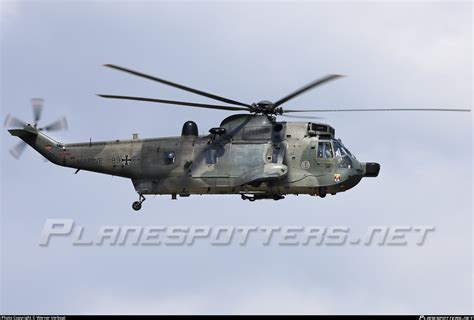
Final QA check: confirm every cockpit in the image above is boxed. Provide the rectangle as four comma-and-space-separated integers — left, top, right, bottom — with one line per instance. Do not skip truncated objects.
317, 139, 356, 169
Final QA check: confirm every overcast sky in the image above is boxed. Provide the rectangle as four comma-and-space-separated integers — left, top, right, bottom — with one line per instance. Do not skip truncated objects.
1, 1, 472, 315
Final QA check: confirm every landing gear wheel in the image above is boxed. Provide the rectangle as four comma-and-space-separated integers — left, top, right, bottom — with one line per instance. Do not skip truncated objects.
132, 193, 146, 211
319, 187, 327, 198
132, 201, 142, 211
241, 194, 256, 201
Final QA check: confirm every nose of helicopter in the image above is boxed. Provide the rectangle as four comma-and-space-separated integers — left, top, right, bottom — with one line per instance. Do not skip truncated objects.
361, 162, 381, 177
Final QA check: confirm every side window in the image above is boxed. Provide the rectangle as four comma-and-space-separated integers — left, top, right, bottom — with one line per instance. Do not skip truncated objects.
163, 151, 176, 165
205, 149, 218, 164
317, 141, 333, 159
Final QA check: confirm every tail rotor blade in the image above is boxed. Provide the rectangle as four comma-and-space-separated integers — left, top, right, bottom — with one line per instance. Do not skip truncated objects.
31, 98, 44, 125
9, 141, 28, 159
42, 117, 68, 131
4, 114, 27, 128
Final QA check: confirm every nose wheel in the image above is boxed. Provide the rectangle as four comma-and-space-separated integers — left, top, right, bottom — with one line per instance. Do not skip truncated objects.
132, 193, 146, 211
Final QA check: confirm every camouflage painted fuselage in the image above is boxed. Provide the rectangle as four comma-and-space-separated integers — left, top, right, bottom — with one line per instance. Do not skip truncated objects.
9, 114, 379, 199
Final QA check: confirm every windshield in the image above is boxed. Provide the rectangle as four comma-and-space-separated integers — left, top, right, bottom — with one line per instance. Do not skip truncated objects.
334, 139, 354, 156
332, 139, 354, 169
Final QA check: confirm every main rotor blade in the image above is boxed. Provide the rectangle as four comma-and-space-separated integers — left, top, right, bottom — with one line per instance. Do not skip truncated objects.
274, 74, 344, 108
31, 98, 44, 125
104, 64, 252, 108
280, 114, 324, 120
284, 108, 471, 113
97, 94, 250, 112
10, 141, 27, 159
4, 114, 27, 128
42, 117, 68, 131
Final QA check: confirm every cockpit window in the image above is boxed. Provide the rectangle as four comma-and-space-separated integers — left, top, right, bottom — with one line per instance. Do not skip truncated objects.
341, 144, 353, 158
334, 139, 355, 158
317, 141, 333, 159
333, 140, 353, 169
333, 140, 346, 157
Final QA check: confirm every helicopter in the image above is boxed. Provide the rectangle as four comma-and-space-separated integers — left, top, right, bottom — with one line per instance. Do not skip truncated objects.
5, 64, 470, 211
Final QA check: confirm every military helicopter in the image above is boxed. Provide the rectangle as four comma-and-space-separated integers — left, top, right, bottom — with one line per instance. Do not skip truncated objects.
5, 64, 470, 211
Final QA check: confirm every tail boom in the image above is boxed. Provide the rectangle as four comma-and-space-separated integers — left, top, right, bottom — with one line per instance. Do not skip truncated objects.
8, 126, 140, 178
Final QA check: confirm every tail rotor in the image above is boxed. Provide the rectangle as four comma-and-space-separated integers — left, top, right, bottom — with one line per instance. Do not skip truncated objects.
4, 98, 68, 159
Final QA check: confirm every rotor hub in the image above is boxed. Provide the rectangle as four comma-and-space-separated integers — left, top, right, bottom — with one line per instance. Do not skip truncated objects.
251, 100, 281, 115
252, 100, 282, 115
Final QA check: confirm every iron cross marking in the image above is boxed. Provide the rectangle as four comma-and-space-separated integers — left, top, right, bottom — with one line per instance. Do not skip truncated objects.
122, 155, 131, 165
